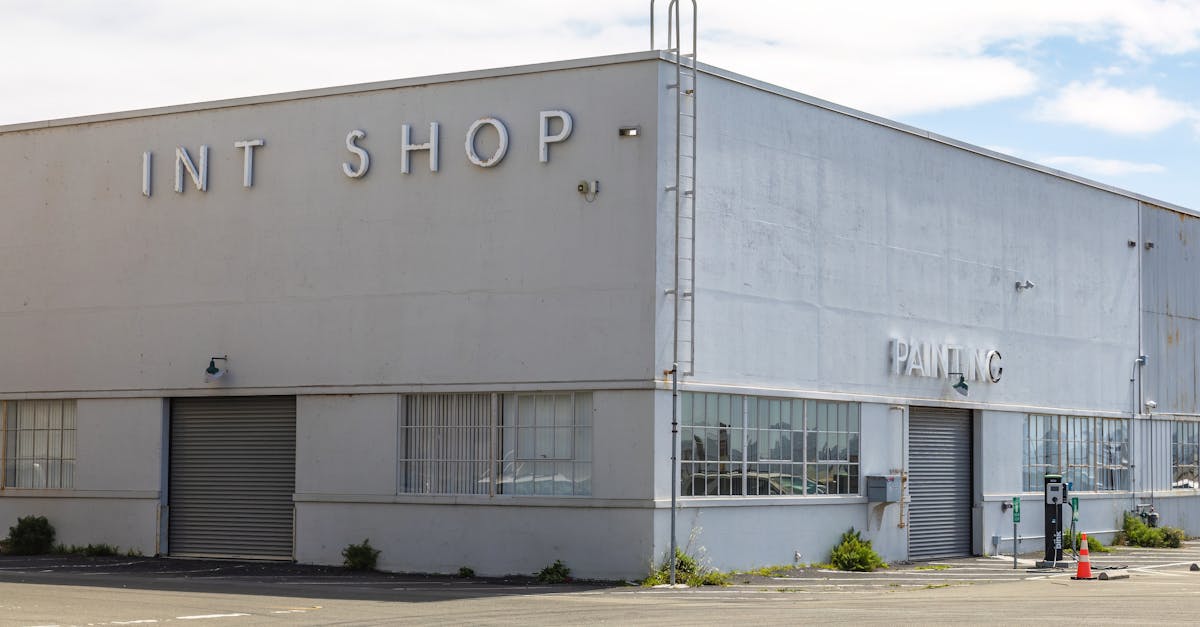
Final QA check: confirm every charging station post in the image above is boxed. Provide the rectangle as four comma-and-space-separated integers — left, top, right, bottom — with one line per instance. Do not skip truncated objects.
1037, 474, 1067, 568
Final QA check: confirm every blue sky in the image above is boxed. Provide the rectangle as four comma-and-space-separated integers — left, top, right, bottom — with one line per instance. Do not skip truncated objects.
1, 0, 1197, 208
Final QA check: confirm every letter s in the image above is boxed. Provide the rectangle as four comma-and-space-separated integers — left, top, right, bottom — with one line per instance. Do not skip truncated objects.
342, 129, 370, 178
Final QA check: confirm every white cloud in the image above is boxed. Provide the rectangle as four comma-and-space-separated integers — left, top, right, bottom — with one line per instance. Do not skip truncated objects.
1034, 80, 1198, 134
1040, 155, 1166, 176
1, 1, 1200, 123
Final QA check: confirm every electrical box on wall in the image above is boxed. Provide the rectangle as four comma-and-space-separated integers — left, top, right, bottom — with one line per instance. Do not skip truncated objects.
866, 475, 902, 502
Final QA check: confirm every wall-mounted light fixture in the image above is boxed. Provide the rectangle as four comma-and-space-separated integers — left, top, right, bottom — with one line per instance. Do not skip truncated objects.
948, 372, 968, 397
1015, 280, 1035, 291
1145, 399, 1157, 411
206, 355, 228, 381
618, 126, 641, 137
576, 179, 599, 202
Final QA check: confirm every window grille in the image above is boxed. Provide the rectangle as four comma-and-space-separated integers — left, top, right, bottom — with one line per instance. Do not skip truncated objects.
397, 392, 592, 496
398, 394, 493, 495
2, 400, 77, 489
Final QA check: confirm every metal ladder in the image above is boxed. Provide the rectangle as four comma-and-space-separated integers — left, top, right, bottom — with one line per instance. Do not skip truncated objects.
651, 0, 697, 376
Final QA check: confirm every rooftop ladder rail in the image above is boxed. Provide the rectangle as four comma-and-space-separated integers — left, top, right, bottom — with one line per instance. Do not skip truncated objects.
651, 0, 697, 377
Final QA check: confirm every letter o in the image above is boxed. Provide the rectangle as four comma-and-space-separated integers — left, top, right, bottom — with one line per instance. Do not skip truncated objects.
465, 118, 509, 168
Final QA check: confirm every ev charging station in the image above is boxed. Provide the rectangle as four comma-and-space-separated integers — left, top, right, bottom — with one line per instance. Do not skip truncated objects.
1038, 474, 1069, 567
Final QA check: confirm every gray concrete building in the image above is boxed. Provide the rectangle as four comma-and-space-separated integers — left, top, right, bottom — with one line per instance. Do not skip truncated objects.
1, 50, 1197, 579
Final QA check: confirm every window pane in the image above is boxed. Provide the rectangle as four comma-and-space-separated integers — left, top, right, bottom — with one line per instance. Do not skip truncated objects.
553, 427, 572, 459
518, 396, 535, 427
574, 393, 591, 426
574, 427, 592, 463
553, 395, 573, 427
536, 426, 554, 458
535, 396, 554, 427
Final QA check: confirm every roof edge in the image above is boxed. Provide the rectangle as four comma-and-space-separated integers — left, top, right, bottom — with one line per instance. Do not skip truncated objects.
0, 50, 667, 135
3, 48, 1192, 217
690, 59, 1197, 217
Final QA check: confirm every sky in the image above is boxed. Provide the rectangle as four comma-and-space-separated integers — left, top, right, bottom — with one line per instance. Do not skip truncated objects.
1, 0, 1198, 208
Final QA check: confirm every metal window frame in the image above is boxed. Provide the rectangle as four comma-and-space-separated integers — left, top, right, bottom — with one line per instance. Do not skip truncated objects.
679, 392, 861, 497
1172, 420, 1200, 490
1024, 414, 1130, 492
1, 400, 77, 490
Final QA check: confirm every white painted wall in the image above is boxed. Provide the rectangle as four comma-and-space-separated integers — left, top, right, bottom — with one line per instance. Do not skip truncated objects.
292, 390, 657, 577
0, 497, 158, 555
0, 57, 661, 396
671, 71, 1139, 414
652, 401, 908, 569
296, 394, 398, 496
76, 398, 165, 492
0, 398, 163, 554
296, 501, 653, 579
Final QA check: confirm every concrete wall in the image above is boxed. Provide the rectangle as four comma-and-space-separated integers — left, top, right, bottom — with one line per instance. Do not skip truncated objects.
293, 390, 657, 578
0, 398, 163, 554
296, 502, 652, 579
0, 58, 661, 396
653, 400, 908, 570
675, 71, 1139, 413
1143, 204, 1200, 414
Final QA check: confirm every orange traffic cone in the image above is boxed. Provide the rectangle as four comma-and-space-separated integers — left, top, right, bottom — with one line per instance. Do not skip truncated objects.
1073, 532, 1096, 580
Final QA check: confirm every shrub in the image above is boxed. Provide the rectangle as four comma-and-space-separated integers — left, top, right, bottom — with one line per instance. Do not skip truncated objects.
5, 515, 56, 556
342, 539, 381, 571
54, 543, 121, 556
829, 528, 887, 572
1121, 513, 1185, 548
642, 547, 730, 587
457, 566, 475, 578
1070, 532, 1111, 554
536, 559, 572, 584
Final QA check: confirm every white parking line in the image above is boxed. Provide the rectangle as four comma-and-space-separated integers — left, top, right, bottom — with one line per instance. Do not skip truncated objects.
176, 614, 249, 620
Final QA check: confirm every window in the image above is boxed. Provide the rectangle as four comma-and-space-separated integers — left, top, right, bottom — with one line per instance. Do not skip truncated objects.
680, 393, 860, 497
1023, 414, 1129, 492
398, 394, 493, 495
1172, 421, 1200, 490
3, 400, 77, 489
396, 392, 592, 496
499, 393, 592, 496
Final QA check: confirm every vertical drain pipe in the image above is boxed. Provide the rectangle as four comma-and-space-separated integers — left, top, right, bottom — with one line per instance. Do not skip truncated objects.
669, 363, 679, 586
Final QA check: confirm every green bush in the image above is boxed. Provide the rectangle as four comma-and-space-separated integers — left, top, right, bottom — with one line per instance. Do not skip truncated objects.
5, 515, 56, 555
829, 528, 887, 572
1070, 532, 1111, 554
341, 538, 381, 570
642, 547, 730, 587
536, 559, 572, 584
1120, 513, 1185, 548
457, 566, 475, 578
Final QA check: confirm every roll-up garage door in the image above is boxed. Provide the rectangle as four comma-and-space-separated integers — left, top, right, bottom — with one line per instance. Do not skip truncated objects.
169, 396, 296, 559
908, 406, 973, 560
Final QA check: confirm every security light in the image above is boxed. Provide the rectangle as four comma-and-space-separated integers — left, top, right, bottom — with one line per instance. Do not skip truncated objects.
1015, 280, 1035, 290
949, 372, 968, 397
206, 355, 228, 380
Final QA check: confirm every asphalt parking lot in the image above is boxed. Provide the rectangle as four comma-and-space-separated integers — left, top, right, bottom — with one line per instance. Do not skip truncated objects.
2, 543, 1200, 625
714, 540, 1200, 593
3, 540, 1200, 595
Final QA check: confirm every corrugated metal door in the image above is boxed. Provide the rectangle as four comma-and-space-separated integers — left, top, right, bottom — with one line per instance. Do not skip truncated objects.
168, 396, 296, 559
908, 407, 973, 560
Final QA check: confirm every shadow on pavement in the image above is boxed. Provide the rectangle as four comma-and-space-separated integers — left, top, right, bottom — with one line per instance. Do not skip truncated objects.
0, 555, 620, 603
